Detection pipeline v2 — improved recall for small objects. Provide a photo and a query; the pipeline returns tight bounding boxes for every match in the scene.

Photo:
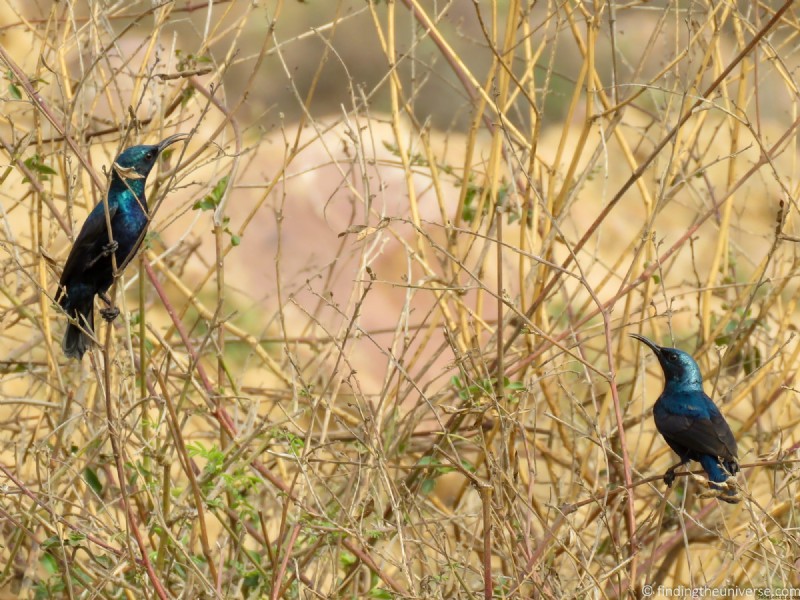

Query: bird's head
[113,133,188,179]
[629,333,703,389]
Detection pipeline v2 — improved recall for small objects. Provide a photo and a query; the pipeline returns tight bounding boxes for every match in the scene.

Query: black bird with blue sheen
[630,333,741,503]
[56,134,187,359]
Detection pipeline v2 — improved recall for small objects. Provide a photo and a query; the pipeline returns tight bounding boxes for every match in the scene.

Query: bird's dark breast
[113,209,148,264]
[92,211,147,290]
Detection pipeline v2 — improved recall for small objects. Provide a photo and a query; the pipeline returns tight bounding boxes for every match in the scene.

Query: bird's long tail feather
[62,300,94,360]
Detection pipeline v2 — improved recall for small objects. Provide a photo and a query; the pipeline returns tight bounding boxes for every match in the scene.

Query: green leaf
[6,70,21,100]
[504,378,526,391]
[22,154,57,182]
[84,467,103,495]
[192,197,216,211]
[180,87,195,107]
[242,572,260,590]
[339,551,357,567]
[24,155,57,175]
[230,234,241,246]
[460,459,476,473]
[285,433,304,455]
[462,185,478,222]
[496,183,509,205]
[193,175,229,211]
[40,552,59,575]
[93,554,113,569]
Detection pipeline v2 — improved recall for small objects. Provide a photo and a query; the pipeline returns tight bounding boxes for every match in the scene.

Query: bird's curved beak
[629,333,662,357]
[157,133,189,153]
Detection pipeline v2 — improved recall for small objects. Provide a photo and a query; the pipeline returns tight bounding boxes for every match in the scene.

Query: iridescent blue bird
[56,134,187,359]
[630,334,741,503]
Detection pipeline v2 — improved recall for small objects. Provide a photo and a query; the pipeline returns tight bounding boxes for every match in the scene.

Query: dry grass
[1,0,800,598]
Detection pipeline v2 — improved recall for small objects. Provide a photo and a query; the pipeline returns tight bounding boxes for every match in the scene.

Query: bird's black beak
[629,333,662,357]
[157,133,189,153]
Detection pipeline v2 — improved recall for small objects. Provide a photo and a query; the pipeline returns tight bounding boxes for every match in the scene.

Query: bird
[56,133,188,360]
[629,333,741,503]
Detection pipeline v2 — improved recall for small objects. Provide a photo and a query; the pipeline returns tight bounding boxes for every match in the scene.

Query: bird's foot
[698,485,742,503]
[719,489,742,504]
[86,241,120,268]
[720,477,741,502]
[695,475,741,503]
[690,472,711,487]
[698,487,723,500]
[99,307,119,322]
[663,462,687,487]
[102,240,119,256]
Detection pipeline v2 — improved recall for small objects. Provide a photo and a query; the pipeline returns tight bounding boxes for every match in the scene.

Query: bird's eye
[667,354,677,361]
[146,150,155,159]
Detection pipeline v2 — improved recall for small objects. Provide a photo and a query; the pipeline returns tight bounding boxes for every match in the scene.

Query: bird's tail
[62,299,94,360]
[699,454,741,504]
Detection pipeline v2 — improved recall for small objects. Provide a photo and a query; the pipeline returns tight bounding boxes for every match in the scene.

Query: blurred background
[1,0,800,598]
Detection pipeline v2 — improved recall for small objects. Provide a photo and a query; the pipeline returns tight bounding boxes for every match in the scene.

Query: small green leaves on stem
[6,69,20,99]
[416,455,475,495]
[461,179,519,224]
[194,176,229,212]
[193,176,240,245]
[84,467,103,495]
[22,154,57,182]
[451,375,526,401]
[5,69,46,100]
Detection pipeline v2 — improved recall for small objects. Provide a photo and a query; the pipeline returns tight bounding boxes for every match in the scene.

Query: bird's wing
[655,393,738,461]
[58,203,118,288]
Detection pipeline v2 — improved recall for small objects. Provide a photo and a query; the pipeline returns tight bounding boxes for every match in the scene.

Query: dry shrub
[0,1,799,598]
